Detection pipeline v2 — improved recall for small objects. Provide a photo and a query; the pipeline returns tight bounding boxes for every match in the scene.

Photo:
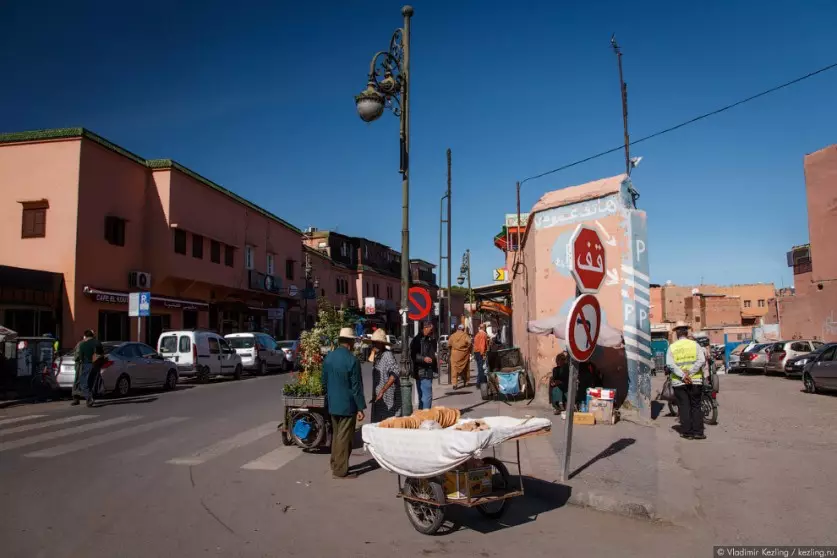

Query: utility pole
[611,35,631,176]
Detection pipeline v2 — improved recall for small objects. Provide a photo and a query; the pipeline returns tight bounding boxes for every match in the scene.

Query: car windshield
[226,337,255,349]
[277,341,296,349]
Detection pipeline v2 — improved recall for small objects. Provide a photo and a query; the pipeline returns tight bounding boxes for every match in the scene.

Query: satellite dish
[691,288,700,295]
[665,280,673,285]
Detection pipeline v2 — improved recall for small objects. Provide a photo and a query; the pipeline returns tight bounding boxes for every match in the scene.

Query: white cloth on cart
[361,416,551,478]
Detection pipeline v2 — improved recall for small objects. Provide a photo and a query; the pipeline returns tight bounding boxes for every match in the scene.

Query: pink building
[0,128,304,348]
[779,144,837,341]
[507,175,652,417]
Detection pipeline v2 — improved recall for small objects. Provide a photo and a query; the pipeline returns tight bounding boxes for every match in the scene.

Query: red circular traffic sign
[565,294,601,362]
[407,286,432,321]
[570,224,606,294]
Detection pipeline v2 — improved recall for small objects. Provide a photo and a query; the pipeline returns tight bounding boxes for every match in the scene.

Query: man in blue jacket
[321,328,366,479]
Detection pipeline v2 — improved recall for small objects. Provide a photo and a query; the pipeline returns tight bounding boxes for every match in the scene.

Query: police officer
[666,321,707,440]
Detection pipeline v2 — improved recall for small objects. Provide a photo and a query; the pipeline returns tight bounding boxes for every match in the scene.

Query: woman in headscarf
[369,329,402,423]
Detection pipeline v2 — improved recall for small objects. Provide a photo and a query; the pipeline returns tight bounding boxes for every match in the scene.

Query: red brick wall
[703,297,742,328]
[805,145,837,284]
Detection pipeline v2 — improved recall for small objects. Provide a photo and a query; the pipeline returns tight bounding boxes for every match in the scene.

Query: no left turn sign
[565,294,601,362]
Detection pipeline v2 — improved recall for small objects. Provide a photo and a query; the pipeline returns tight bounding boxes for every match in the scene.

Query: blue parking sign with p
[139,292,151,317]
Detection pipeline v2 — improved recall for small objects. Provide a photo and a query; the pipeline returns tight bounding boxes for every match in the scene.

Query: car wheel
[115,374,131,397]
[257,360,266,376]
[234,364,242,381]
[164,370,178,391]
[196,366,210,383]
[803,373,818,394]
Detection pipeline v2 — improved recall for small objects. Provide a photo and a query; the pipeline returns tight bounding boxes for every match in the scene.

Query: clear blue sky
[2,0,835,290]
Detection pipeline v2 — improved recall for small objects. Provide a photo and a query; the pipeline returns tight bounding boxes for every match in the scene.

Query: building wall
[0,139,82,345]
[660,285,692,322]
[805,145,837,284]
[703,296,742,328]
[649,286,663,324]
[510,175,651,415]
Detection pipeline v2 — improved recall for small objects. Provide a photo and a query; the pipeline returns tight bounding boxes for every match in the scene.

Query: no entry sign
[407,286,432,321]
[565,294,601,362]
[570,224,606,294]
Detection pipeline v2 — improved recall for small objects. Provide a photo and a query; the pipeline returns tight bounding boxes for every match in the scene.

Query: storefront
[82,287,208,347]
[0,265,63,341]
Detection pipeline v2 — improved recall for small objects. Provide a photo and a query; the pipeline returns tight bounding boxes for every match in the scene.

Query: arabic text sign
[565,294,601,362]
[570,225,606,293]
[504,213,530,227]
[533,195,619,231]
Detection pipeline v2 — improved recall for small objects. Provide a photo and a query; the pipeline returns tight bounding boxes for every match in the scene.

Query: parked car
[785,343,830,378]
[387,335,403,353]
[225,333,286,375]
[55,342,178,397]
[727,344,747,373]
[738,343,772,374]
[276,340,300,371]
[802,343,837,394]
[765,340,824,376]
[158,330,242,382]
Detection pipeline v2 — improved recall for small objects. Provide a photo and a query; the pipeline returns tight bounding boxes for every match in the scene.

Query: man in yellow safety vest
[666,321,707,440]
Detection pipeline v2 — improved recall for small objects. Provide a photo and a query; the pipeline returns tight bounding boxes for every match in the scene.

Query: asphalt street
[0,364,704,558]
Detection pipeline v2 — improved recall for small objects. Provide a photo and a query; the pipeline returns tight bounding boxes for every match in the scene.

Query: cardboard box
[589,398,615,425]
[573,412,596,425]
[444,466,492,500]
[586,387,616,401]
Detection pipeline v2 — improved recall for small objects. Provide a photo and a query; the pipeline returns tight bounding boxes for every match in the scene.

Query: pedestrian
[448,324,472,389]
[550,350,570,414]
[321,327,366,479]
[410,320,438,410]
[72,330,102,407]
[666,321,707,440]
[86,343,106,407]
[577,360,602,406]
[368,328,401,423]
[473,323,490,387]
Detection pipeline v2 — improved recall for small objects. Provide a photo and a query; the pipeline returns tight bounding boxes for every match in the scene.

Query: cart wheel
[480,382,490,401]
[281,429,293,446]
[476,457,512,519]
[403,477,446,535]
[290,411,326,449]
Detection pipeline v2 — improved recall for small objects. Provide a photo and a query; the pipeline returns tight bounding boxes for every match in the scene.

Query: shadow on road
[569,437,636,480]
[443,476,572,535]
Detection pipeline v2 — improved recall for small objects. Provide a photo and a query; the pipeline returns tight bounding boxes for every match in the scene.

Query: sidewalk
[435,375,701,526]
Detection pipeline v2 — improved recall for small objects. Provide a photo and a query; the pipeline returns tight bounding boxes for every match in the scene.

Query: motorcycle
[663,364,719,425]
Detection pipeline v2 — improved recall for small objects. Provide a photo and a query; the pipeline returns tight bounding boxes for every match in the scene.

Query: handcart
[279,395,332,449]
[395,427,549,535]
[480,347,531,401]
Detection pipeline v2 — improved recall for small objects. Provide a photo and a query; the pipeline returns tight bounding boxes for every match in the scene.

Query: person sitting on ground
[550,350,570,414]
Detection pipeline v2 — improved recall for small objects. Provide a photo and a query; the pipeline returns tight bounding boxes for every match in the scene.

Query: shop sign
[95,292,128,305]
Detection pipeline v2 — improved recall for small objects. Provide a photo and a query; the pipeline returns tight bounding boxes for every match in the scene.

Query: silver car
[765,340,824,375]
[803,343,837,394]
[55,342,178,397]
[738,343,772,374]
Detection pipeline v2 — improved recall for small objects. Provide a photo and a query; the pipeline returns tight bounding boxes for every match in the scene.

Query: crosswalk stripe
[112,434,181,460]
[241,446,300,471]
[26,417,188,458]
[168,422,277,466]
[0,416,141,452]
[0,415,47,427]
[0,415,96,436]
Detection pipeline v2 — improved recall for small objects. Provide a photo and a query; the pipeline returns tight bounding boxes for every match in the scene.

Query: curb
[0,397,38,409]
[566,485,656,521]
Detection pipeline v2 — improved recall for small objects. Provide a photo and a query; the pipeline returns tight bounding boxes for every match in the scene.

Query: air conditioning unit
[129,271,152,289]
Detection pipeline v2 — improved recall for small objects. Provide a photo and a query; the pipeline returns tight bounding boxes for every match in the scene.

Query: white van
[157,330,243,381]
[224,332,286,374]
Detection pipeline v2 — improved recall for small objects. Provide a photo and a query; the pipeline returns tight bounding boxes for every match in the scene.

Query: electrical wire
[520,60,837,185]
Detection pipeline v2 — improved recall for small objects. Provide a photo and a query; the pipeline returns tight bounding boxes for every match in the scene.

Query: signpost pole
[138,316,142,344]
[561,286,580,483]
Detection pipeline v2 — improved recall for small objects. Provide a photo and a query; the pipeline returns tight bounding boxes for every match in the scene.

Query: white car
[158,330,242,382]
[276,340,300,371]
[54,342,178,396]
[225,333,287,374]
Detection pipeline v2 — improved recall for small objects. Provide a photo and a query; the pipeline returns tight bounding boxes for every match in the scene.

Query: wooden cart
[395,428,549,535]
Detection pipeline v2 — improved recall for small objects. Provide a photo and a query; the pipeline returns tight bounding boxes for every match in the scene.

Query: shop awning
[0,265,63,291]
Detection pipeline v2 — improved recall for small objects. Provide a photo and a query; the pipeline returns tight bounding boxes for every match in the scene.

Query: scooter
[664,365,719,425]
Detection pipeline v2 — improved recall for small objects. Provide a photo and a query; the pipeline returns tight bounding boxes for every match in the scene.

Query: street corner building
[0,128,310,348]
[506,174,652,417]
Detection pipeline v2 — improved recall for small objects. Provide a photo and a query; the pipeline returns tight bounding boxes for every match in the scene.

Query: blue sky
[2,0,835,290]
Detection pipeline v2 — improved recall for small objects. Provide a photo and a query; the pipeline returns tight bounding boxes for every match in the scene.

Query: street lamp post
[355,5,414,417]
[457,249,473,332]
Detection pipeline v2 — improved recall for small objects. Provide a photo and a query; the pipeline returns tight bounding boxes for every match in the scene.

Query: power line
[521,60,837,185]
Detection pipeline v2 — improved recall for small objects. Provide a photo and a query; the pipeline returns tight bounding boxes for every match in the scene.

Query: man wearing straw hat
[321,327,366,479]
